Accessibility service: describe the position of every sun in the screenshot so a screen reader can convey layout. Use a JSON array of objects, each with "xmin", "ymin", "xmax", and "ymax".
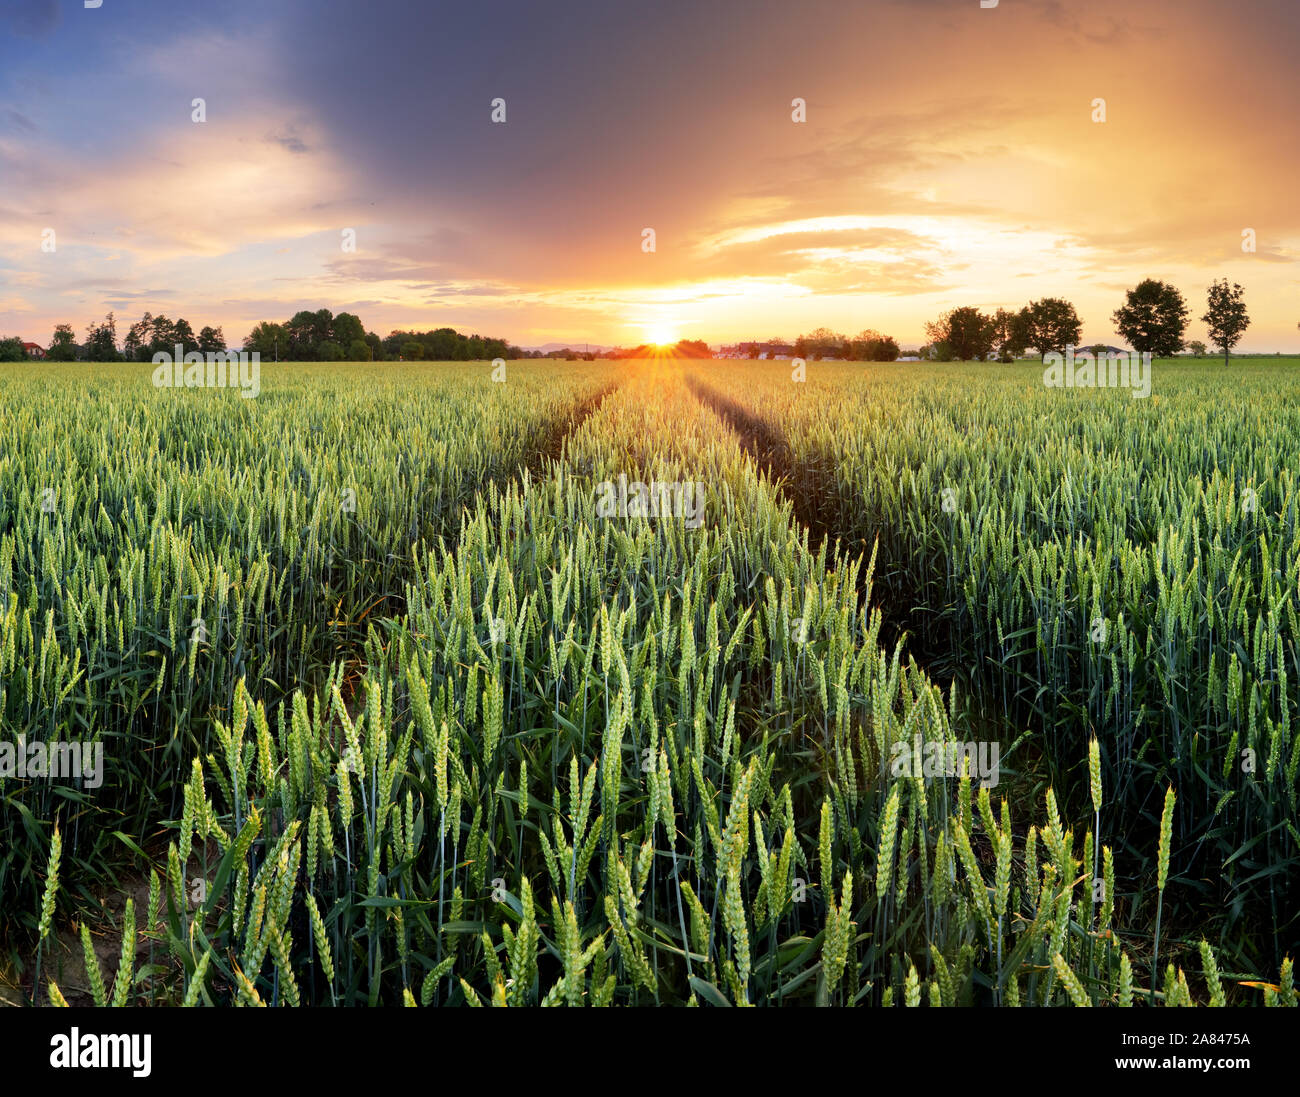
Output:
[{"xmin": 644, "ymin": 323, "xmax": 679, "ymax": 348}]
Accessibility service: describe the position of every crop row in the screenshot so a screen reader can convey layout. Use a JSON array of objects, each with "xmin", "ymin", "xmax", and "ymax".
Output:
[
  {"xmin": 25, "ymin": 367, "xmax": 1293, "ymax": 1006},
  {"xmin": 692, "ymin": 360, "xmax": 1300, "ymax": 968},
  {"xmin": 0, "ymin": 362, "xmax": 614, "ymax": 926}
]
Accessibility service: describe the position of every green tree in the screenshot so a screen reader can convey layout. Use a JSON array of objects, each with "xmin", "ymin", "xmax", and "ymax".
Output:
[
  {"xmin": 312, "ymin": 309, "xmax": 335, "ymax": 349},
  {"xmin": 317, "ymin": 340, "xmax": 345, "ymax": 361},
  {"xmin": 0, "ymin": 336, "xmax": 27, "ymax": 362},
  {"xmin": 1202, "ymin": 279, "xmax": 1250, "ymax": 367},
  {"xmin": 1020, "ymin": 298, "xmax": 1082, "ymax": 359},
  {"xmin": 1186, "ymin": 340, "xmax": 1207, "ymax": 357},
  {"xmin": 427, "ymin": 328, "xmax": 458, "ymax": 359},
  {"xmin": 124, "ymin": 313, "xmax": 153, "ymax": 361},
  {"xmin": 147, "ymin": 316, "xmax": 181, "ymax": 358},
  {"xmin": 795, "ymin": 327, "xmax": 846, "ymax": 360},
  {"xmin": 848, "ymin": 328, "xmax": 881, "ymax": 360},
  {"xmin": 171, "ymin": 318, "xmax": 198, "ymax": 357},
  {"xmin": 989, "ymin": 308, "xmax": 1028, "ymax": 361},
  {"xmin": 1112, "ymin": 279, "xmax": 1189, "ymax": 359},
  {"xmin": 1010, "ymin": 310, "xmax": 1035, "ymax": 358},
  {"xmin": 924, "ymin": 307, "xmax": 993, "ymax": 361},
  {"xmin": 400, "ymin": 341, "xmax": 423, "ymax": 361},
  {"xmin": 243, "ymin": 322, "xmax": 287, "ymax": 360},
  {"xmin": 198, "ymin": 326, "xmax": 227, "ymax": 355},
  {"xmin": 347, "ymin": 338, "xmax": 371, "ymax": 361},
  {"xmin": 286, "ymin": 310, "xmax": 330, "ymax": 359},
  {"xmin": 84, "ymin": 312, "xmax": 120, "ymax": 361},
  {"xmin": 673, "ymin": 338, "xmax": 712, "ymax": 358},
  {"xmin": 47, "ymin": 324, "xmax": 78, "ymax": 361},
  {"xmin": 332, "ymin": 312, "xmax": 365, "ymax": 348},
  {"xmin": 861, "ymin": 335, "xmax": 900, "ymax": 361}
]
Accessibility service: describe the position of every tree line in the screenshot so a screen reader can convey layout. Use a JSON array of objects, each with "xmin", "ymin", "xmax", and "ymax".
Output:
[
  {"xmin": 794, "ymin": 329, "xmax": 903, "ymax": 361},
  {"xmin": 741, "ymin": 279, "xmax": 1256, "ymax": 365},
  {"xmin": 921, "ymin": 279, "xmax": 1252, "ymax": 365},
  {"xmin": 0, "ymin": 279, "xmax": 1265, "ymax": 365},
  {"xmin": 250, "ymin": 314, "xmax": 527, "ymax": 362},
  {"xmin": 2, "ymin": 308, "xmax": 529, "ymax": 363}
]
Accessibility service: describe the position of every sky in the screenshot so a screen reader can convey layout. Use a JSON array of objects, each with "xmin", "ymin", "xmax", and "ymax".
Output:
[{"xmin": 1, "ymin": 0, "xmax": 1297, "ymax": 351}]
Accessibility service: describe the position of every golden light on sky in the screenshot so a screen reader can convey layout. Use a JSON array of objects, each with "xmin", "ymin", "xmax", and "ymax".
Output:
[{"xmin": 1, "ymin": 0, "xmax": 1297, "ymax": 352}]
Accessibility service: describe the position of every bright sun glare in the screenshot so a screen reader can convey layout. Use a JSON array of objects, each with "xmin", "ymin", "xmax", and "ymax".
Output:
[{"xmin": 645, "ymin": 323, "xmax": 679, "ymax": 347}]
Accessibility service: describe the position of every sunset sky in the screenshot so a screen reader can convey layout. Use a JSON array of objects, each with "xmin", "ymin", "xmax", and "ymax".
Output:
[{"xmin": 1, "ymin": 0, "xmax": 1297, "ymax": 351}]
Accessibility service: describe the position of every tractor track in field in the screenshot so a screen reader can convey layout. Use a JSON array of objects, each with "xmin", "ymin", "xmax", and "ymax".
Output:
[
  {"xmin": 685, "ymin": 372, "xmax": 959, "ymax": 687},
  {"xmin": 336, "ymin": 377, "xmax": 623, "ymax": 713},
  {"xmin": 685, "ymin": 372, "xmax": 1039, "ymax": 833},
  {"xmin": 527, "ymin": 380, "xmax": 621, "ymax": 477},
  {"xmin": 685, "ymin": 374, "xmax": 845, "ymax": 557},
  {"xmin": 8, "ymin": 378, "xmax": 550, "ymax": 995}
]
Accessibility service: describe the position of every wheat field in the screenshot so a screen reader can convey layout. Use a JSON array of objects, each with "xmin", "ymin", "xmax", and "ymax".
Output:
[{"xmin": 3, "ymin": 359, "xmax": 1296, "ymax": 1008}]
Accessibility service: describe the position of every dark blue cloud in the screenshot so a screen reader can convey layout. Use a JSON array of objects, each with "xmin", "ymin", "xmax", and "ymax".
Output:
[
  {"xmin": 3, "ymin": 0, "xmax": 60, "ymax": 38},
  {"xmin": 263, "ymin": 0, "xmax": 913, "ymax": 279}
]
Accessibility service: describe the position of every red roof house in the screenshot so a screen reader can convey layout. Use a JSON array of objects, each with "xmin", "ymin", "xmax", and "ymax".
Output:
[{"xmin": 21, "ymin": 342, "xmax": 45, "ymax": 359}]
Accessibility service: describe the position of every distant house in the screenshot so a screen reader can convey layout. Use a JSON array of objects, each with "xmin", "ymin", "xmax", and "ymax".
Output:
[
  {"xmin": 897, "ymin": 356, "xmax": 921, "ymax": 362},
  {"xmin": 22, "ymin": 342, "xmax": 45, "ymax": 359}
]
